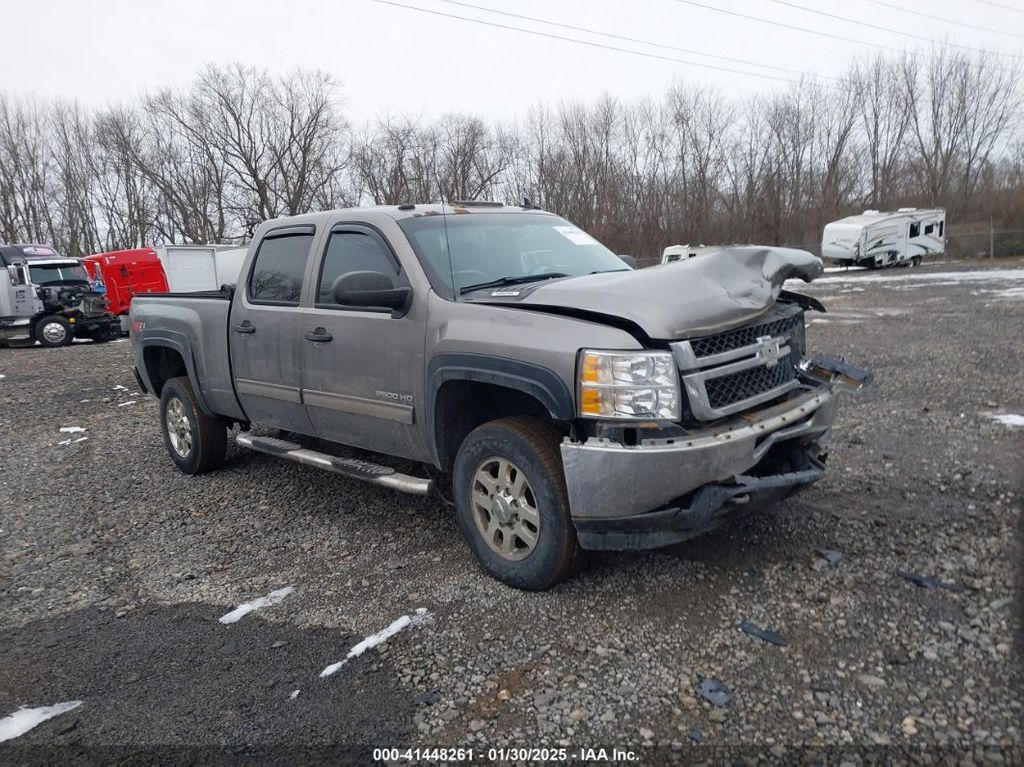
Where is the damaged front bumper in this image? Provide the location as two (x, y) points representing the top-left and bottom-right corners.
(561, 356), (872, 550)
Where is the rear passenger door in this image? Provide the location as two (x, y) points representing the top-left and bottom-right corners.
(229, 225), (317, 435)
(300, 224), (426, 460)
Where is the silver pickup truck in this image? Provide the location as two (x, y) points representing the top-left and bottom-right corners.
(130, 203), (871, 590)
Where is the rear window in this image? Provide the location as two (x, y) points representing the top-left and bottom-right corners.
(248, 233), (313, 305)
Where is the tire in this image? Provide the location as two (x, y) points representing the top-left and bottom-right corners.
(159, 376), (227, 475)
(453, 416), (580, 590)
(34, 315), (73, 347)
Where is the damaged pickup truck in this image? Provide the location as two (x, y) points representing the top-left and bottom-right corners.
(130, 203), (871, 590)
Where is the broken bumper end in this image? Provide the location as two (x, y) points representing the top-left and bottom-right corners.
(574, 468), (825, 550)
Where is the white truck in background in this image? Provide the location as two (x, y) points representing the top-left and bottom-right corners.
(155, 245), (248, 292)
(822, 208), (945, 269)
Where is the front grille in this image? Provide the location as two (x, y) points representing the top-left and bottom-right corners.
(691, 312), (801, 358)
(703, 350), (798, 410)
(673, 306), (805, 421)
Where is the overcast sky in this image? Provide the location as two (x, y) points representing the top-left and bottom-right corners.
(5, 0), (1022, 121)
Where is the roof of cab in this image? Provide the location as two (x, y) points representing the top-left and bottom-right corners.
(0, 243), (75, 266)
(257, 202), (554, 232)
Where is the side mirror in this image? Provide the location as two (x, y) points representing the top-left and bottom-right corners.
(332, 270), (411, 317)
(618, 254), (638, 269)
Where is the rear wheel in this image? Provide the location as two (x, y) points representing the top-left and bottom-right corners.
(159, 376), (227, 475)
(453, 416), (580, 590)
(35, 315), (73, 347)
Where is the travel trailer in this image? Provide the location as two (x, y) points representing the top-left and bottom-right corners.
(822, 208), (945, 269)
(662, 244), (722, 264)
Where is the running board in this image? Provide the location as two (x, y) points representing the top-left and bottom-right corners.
(235, 433), (432, 496)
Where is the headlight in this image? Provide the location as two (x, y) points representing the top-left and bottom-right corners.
(578, 350), (680, 420)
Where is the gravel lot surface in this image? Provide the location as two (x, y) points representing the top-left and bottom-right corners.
(1, 259), (1021, 762)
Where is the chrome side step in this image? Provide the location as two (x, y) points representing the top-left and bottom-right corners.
(235, 432), (432, 496)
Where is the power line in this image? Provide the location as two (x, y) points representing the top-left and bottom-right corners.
(367, 0), (802, 83)
(863, 0), (1024, 39)
(433, 0), (832, 80)
(672, 0), (1020, 61)
(976, 0), (1024, 14)
(762, 0), (1022, 58)
(671, 0), (908, 54)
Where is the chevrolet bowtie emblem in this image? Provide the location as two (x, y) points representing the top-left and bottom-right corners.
(755, 335), (783, 367)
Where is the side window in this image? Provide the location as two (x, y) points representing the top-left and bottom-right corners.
(317, 231), (400, 305)
(248, 233), (313, 305)
(924, 223), (934, 235)
(909, 222), (921, 238)
(938, 221), (944, 237)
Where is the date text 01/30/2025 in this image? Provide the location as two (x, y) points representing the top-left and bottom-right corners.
(373, 747), (639, 762)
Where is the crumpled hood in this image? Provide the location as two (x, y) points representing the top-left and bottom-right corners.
(480, 246), (823, 340)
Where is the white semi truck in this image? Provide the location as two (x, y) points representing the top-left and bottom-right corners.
(822, 208), (945, 269)
(0, 244), (120, 347)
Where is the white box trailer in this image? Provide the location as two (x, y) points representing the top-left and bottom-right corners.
(822, 208), (945, 269)
(155, 245), (248, 292)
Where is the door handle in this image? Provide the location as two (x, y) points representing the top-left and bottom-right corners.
(304, 327), (333, 343)
(233, 322), (255, 334)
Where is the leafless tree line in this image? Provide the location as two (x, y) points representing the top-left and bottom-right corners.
(1, 48), (1021, 260)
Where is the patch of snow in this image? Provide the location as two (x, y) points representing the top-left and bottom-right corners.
(57, 439), (72, 446)
(320, 608), (430, 678)
(113, 385), (128, 391)
(823, 266), (867, 273)
(218, 586), (295, 625)
(0, 374), (5, 379)
(0, 701), (82, 743)
(290, 689), (300, 700)
(800, 268), (1024, 288)
(73, 437), (88, 443)
(993, 287), (1024, 300)
(112, 338), (129, 343)
(59, 426), (86, 433)
(116, 400), (136, 407)
(989, 413), (1024, 428)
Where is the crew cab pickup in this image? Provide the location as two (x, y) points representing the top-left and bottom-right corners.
(130, 203), (871, 590)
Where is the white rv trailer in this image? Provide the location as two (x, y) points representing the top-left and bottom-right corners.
(154, 245), (248, 292)
(822, 208), (945, 269)
(662, 244), (723, 264)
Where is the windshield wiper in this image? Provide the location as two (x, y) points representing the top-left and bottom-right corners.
(458, 272), (570, 295)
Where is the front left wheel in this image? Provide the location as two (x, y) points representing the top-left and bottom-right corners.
(453, 416), (580, 591)
(159, 376), (227, 475)
(35, 315), (73, 347)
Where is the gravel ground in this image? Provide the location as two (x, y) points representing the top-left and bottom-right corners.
(1, 259), (1021, 763)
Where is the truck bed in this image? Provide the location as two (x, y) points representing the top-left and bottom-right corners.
(130, 291), (244, 421)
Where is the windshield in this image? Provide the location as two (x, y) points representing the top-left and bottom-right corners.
(29, 263), (90, 285)
(398, 213), (629, 296)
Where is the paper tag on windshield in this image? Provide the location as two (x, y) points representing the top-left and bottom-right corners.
(554, 226), (597, 246)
